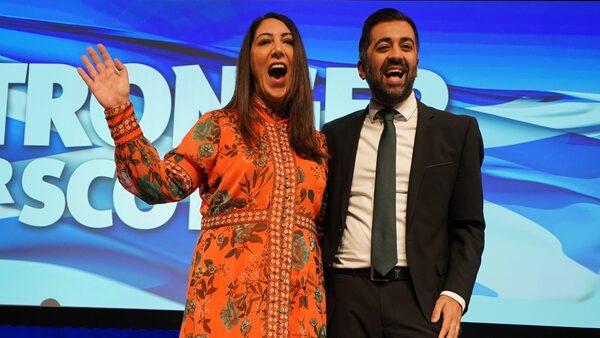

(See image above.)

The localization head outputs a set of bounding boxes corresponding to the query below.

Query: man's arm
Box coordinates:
[444,116,486,307]
[432,116,485,338]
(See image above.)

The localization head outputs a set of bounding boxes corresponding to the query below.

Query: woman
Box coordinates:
[77,13,328,338]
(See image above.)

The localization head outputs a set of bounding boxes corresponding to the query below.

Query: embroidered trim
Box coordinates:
[106,105,143,146]
[200,209,316,234]
[104,100,132,118]
[263,121,297,337]
[116,132,143,146]
[201,209,269,230]
[110,115,139,140]
[296,215,317,234]
[166,160,193,193]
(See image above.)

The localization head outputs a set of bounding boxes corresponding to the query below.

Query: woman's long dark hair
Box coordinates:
[224,12,327,161]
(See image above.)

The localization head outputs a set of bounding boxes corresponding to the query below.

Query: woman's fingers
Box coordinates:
[87,45,106,71]
[80,55,98,80]
[79,44,122,84]
[114,58,127,76]
[77,44,130,108]
[76,66,93,87]
[97,43,115,69]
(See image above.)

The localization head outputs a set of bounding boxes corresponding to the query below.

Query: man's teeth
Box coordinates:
[386,70,404,77]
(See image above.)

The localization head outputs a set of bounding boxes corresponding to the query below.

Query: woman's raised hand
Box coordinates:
[77,43,130,110]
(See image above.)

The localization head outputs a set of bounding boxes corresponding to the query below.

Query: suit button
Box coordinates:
[338,227,343,232]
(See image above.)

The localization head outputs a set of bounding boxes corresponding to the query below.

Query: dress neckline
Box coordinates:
[252,96,289,125]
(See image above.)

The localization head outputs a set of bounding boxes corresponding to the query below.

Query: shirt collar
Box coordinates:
[367,91,417,123]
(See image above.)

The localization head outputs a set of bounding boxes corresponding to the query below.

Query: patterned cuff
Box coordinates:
[105,101,142,145]
[165,160,193,193]
[104,100,132,119]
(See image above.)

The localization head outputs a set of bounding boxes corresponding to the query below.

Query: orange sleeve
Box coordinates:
[107,102,220,204]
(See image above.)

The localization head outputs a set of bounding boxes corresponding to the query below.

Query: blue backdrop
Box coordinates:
[1,0,599,329]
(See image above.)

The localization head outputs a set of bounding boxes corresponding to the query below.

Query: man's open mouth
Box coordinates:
[384,69,405,79]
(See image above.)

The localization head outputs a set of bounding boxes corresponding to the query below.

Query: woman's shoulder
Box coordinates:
[193,108,239,129]
[314,129,328,153]
[314,129,326,142]
[185,109,237,142]
[200,108,237,121]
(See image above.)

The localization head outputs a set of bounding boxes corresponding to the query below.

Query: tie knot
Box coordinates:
[377,108,396,122]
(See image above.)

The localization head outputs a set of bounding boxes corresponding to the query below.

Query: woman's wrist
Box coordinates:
[104,100,132,118]
[104,100,141,145]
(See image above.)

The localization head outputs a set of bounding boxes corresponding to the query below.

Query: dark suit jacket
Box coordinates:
[320,100,485,321]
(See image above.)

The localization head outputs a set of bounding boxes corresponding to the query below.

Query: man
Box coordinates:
[321,8,485,338]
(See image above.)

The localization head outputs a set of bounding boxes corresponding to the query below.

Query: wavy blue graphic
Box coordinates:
[1,0,599,329]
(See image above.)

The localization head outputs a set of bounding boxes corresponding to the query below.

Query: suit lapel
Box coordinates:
[406,102,434,230]
[339,108,368,223]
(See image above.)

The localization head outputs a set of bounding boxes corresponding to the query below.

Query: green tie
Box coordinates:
[371,108,398,276]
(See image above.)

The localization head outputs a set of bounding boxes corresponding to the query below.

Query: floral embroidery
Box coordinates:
[209,190,249,216]
[198,143,214,158]
[291,230,310,270]
[135,174,164,203]
[194,119,219,141]
[220,299,241,329]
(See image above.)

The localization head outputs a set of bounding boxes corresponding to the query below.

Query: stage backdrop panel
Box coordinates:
[1,0,599,329]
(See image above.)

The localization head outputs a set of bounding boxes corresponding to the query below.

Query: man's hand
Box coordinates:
[431,294,462,338]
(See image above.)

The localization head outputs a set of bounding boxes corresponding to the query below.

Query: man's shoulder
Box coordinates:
[419,101,476,125]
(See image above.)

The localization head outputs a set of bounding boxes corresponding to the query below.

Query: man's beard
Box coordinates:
[364,60,416,106]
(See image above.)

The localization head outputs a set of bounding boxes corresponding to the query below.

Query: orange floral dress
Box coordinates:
[106,100,328,338]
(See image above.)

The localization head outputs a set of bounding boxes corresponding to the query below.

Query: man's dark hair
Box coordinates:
[358,8,419,63]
